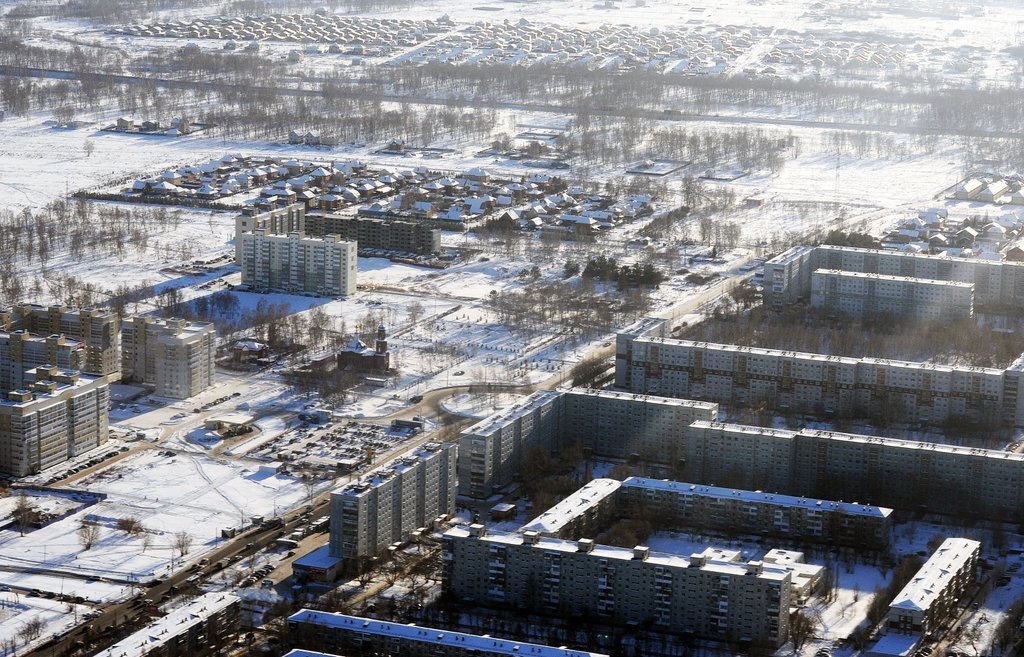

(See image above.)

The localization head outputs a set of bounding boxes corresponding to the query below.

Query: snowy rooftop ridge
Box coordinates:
[94,593,239,657]
[889,538,980,612]
[638,336,1008,375]
[621,477,893,518]
[286,612,609,657]
[519,478,621,535]
[812,269,976,289]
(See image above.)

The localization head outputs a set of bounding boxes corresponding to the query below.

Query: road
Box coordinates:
[1,65,1020,140]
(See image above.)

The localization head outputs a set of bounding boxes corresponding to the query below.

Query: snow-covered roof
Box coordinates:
[95,593,239,657]
[284,616,607,657]
[889,538,979,613]
[520,479,621,535]
[622,477,892,518]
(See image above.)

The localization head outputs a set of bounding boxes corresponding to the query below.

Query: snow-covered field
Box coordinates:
[0,451,329,599]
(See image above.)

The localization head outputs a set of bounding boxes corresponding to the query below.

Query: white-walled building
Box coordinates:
[122,317,216,399]
[239,229,357,296]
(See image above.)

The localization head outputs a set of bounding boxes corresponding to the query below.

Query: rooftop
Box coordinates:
[94,593,238,657]
[462,390,562,438]
[287,612,609,657]
[637,336,1007,375]
[565,388,718,409]
[519,478,621,535]
[622,477,893,518]
[890,538,980,612]
[812,269,976,289]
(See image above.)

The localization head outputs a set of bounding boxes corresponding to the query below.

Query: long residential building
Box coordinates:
[93,593,240,657]
[810,270,975,321]
[518,477,892,549]
[764,244,1024,311]
[684,421,1024,522]
[0,365,109,477]
[618,478,892,550]
[329,442,456,560]
[887,538,979,636]
[238,229,357,296]
[0,305,120,378]
[618,332,1019,427]
[443,524,821,648]
[306,213,441,255]
[457,389,717,498]
[122,317,216,399]
[286,613,607,657]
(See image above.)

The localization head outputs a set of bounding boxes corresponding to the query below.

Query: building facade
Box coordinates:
[234,203,307,259]
[887,538,979,636]
[329,442,456,560]
[457,388,717,499]
[0,331,85,391]
[286,613,607,657]
[0,366,109,477]
[810,270,975,321]
[122,317,216,399]
[238,229,357,296]
[619,336,1012,426]
[1,305,120,378]
[618,477,893,550]
[684,421,1024,522]
[763,244,1024,312]
[307,213,441,255]
[443,525,808,648]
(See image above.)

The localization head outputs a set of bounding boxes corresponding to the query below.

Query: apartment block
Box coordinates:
[0,366,109,477]
[238,229,357,296]
[684,421,1024,522]
[329,442,456,560]
[621,336,1013,426]
[562,389,718,463]
[457,390,564,499]
[810,270,975,321]
[121,317,216,399]
[618,477,893,550]
[286,612,608,657]
[0,331,84,391]
[94,593,240,657]
[234,203,306,259]
[1,305,120,378]
[519,478,622,538]
[764,244,1024,311]
[443,524,815,648]
[887,538,979,636]
[457,388,717,499]
[306,213,442,255]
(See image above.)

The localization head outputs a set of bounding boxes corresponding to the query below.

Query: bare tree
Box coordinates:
[173,531,194,558]
[77,521,100,551]
[790,609,818,651]
[83,139,95,158]
[19,617,44,642]
[116,516,144,536]
[12,493,37,536]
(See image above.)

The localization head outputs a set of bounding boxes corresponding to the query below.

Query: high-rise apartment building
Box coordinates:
[121,317,216,399]
[94,593,240,657]
[238,230,357,296]
[0,365,109,476]
[0,331,84,391]
[234,204,306,260]
[306,213,441,255]
[1,305,120,378]
[457,389,717,499]
[329,442,456,560]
